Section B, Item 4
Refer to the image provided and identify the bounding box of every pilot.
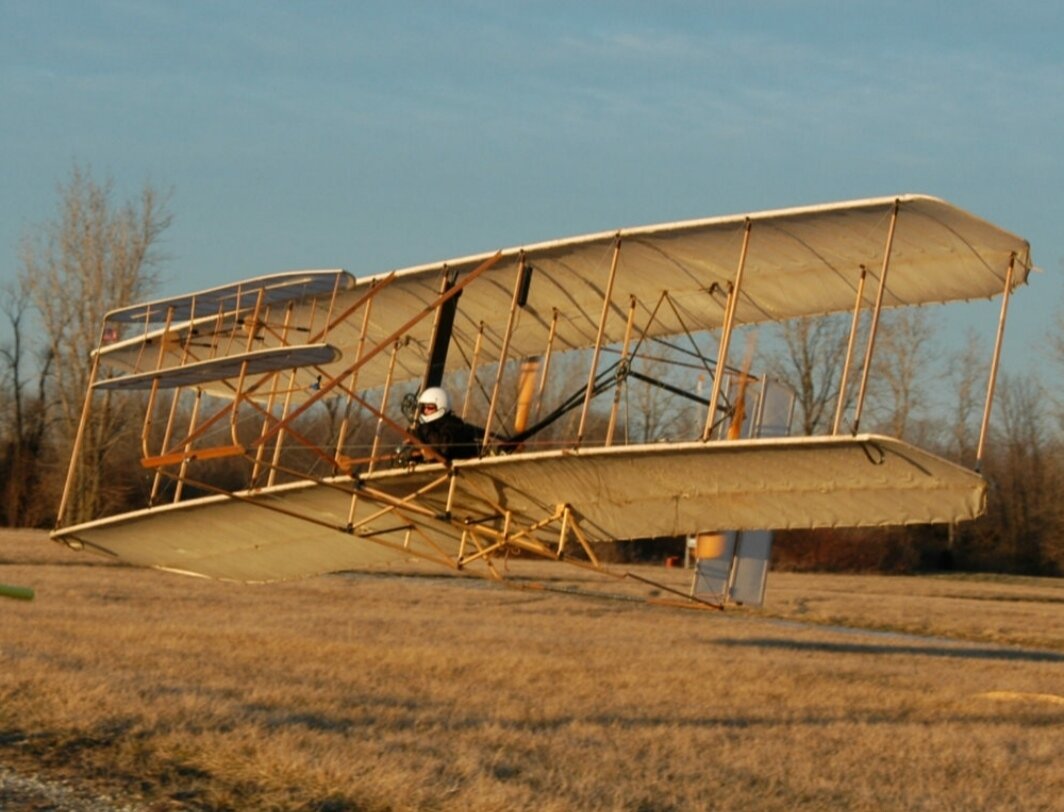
[411,386,484,461]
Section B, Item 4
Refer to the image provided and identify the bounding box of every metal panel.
[693,532,736,601]
[730,530,773,607]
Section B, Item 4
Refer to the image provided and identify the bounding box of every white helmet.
[417,386,451,423]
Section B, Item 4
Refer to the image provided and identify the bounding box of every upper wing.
[91,194,1031,399]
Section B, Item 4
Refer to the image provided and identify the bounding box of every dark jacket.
[413,412,484,461]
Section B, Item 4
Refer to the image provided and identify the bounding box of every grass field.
[2,528,1062,811]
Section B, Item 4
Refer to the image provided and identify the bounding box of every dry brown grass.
[2,528,1062,811]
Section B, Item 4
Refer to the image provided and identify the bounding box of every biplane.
[50,194,1032,609]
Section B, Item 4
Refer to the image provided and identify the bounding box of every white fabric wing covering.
[52,435,985,583]
[94,194,1031,397]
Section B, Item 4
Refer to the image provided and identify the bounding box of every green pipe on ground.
[0,583,35,601]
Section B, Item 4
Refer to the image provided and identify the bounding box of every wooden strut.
[832,264,868,435]
[460,321,485,419]
[158,271,397,460]
[333,296,375,466]
[332,384,449,468]
[976,253,1017,470]
[605,295,638,446]
[268,368,299,489]
[174,389,203,502]
[55,343,103,527]
[533,309,559,424]
[229,288,267,447]
[368,338,402,473]
[852,200,899,433]
[452,501,721,610]
[253,302,295,486]
[254,251,504,449]
[704,220,752,441]
[577,237,622,446]
[239,451,457,566]
[482,254,527,452]
[151,295,240,498]
[151,465,459,570]
[140,305,177,459]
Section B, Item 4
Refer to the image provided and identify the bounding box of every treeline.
[753,311,1064,576]
[1,165,1060,576]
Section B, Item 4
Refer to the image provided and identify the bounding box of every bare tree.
[941,330,985,464]
[764,314,851,435]
[0,283,54,525]
[19,164,172,523]
[977,373,1054,573]
[869,309,937,442]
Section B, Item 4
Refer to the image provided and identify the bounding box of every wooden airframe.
[51,194,1032,608]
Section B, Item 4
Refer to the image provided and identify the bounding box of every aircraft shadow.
[715,637,1064,663]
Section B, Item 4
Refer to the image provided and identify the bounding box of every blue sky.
[2,0,1061,373]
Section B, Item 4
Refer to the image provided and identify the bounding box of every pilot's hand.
[395,444,422,467]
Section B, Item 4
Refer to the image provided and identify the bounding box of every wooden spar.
[703,220,752,441]
[832,265,868,435]
[577,237,622,447]
[605,295,638,446]
[976,254,1016,470]
[482,255,527,451]
[851,200,900,434]
[254,251,504,449]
